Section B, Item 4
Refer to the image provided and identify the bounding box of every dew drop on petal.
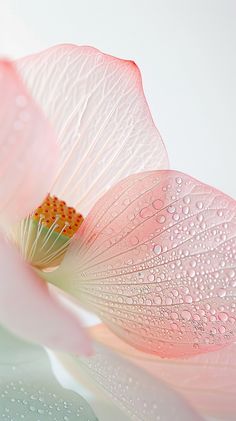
[182,206,190,215]
[196,201,203,209]
[181,310,192,321]
[218,312,228,322]
[173,213,180,221]
[219,325,226,334]
[217,288,226,298]
[153,244,162,255]
[156,215,166,224]
[188,269,196,278]
[167,206,175,214]
[185,295,193,304]
[176,177,182,184]
[153,199,163,210]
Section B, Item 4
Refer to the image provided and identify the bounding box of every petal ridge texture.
[0,60,56,227]
[54,170,236,358]
[17,44,168,214]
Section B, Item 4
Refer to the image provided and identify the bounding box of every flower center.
[13,194,83,269]
[33,194,83,238]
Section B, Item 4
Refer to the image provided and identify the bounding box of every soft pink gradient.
[54,336,203,421]
[89,323,236,420]
[56,170,236,358]
[16,44,168,215]
[0,61,57,228]
[0,234,92,355]
[0,45,168,353]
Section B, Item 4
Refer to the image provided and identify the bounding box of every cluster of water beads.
[1,381,88,420]
[70,171,236,357]
[78,342,198,421]
[0,328,98,421]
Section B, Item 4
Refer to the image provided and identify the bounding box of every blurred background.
[0,0,235,198]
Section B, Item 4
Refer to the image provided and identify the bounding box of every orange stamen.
[33,194,84,238]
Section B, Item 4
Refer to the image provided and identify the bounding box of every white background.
[0,0,235,199]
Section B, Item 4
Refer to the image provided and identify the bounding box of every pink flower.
[0,44,235,420]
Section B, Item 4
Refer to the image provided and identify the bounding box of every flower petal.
[54,341,202,421]
[50,170,236,358]
[0,60,57,228]
[17,44,168,214]
[0,326,98,420]
[90,323,236,421]
[0,233,91,355]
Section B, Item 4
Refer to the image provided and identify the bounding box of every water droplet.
[172,289,179,297]
[153,244,162,255]
[38,409,45,414]
[181,310,192,320]
[173,213,180,221]
[167,206,175,214]
[196,201,203,209]
[153,199,163,210]
[154,296,162,305]
[217,288,226,298]
[219,325,226,334]
[183,196,191,204]
[182,206,190,215]
[188,269,196,278]
[165,297,173,305]
[156,215,166,223]
[140,207,153,218]
[185,295,193,304]
[197,214,203,222]
[126,297,133,305]
[176,177,182,184]
[218,312,228,322]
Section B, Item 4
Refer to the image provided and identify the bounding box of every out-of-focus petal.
[54,341,202,421]
[17,44,168,215]
[0,233,91,355]
[0,326,98,420]
[90,323,236,421]
[0,61,57,228]
[49,170,236,358]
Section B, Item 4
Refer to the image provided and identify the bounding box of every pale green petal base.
[0,326,98,421]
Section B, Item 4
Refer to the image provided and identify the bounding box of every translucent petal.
[50,170,236,358]
[0,326,98,420]
[17,44,168,215]
[0,233,91,355]
[54,340,202,421]
[90,323,236,421]
[0,61,57,228]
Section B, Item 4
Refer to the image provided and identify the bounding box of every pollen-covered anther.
[14,194,84,269]
[33,194,83,238]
